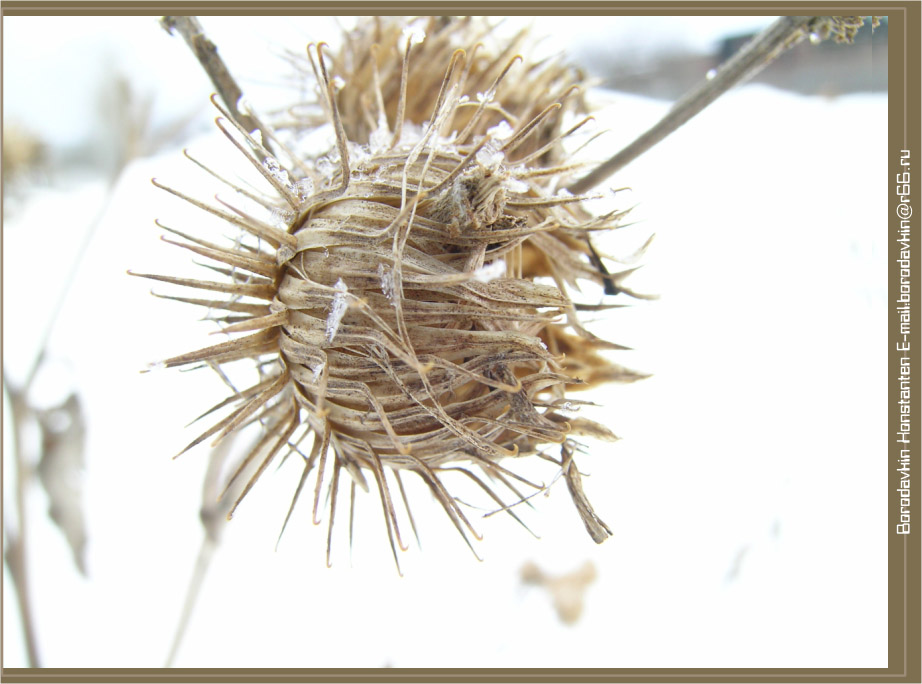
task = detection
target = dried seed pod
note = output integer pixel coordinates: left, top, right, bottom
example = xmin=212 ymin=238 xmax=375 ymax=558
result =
xmin=139 ymin=17 xmax=647 ymax=567
xmin=286 ymin=17 xmax=588 ymax=163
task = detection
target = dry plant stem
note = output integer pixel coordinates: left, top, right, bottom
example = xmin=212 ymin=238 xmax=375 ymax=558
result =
xmin=4 ymin=389 xmax=41 ymax=667
xmin=8 ymin=102 xmax=147 ymax=660
xmin=164 ymin=533 xmax=215 ymax=667
xmin=22 ymin=164 xmax=125 ymax=389
xmin=165 ymin=424 xmax=241 ymax=667
xmin=4 ymin=536 xmax=40 ymax=667
xmin=161 ymin=16 xmax=270 ymax=147
xmin=568 ymin=15 xmax=814 ymax=194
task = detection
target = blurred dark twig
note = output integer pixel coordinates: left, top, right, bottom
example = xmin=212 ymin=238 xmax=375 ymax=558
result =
xmin=569 ymin=16 xmax=876 ymax=193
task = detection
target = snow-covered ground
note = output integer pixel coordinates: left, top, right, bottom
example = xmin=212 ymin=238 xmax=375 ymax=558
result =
xmin=3 ymin=16 xmax=887 ymax=669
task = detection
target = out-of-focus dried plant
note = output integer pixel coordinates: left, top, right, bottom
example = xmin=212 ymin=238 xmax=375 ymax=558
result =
xmin=2 ymin=63 xmax=202 ymax=668
xmin=36 ymin=392 xmax=89 ymax=575
xmin=165 ymin=428 xmax=248 ymax=667
xmin=2 ymin=122 xmax=49 ymax=201
xmin=521 ymin=559 xmax=598 ymax=624
xmin=4 ymin=378 xmax=86 ymax=670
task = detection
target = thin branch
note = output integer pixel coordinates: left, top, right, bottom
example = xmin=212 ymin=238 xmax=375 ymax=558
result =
xmin=161 ymin=16 xmax=271 ymax=149
xmin=164 ymin=532 xmax=216 ymax=668
xmin=164 ymin=426 xmax=239 ymax=667
xmin=3 ymin=386 xmax=40 ymax=667
xmin=568 ymin=15 xmax=816 ymax=193
xmin=22 ymin=163 xmax=124 ymax=389
xmin=4 ymin=534 xmax=40 ymax=667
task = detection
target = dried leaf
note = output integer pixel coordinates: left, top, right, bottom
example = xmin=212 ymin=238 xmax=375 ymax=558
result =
xmin=37 ymin=393 xmax=88 ymax=575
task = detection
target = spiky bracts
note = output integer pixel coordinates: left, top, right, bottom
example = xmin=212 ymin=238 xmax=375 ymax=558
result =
xmin=139 ymin=17 xmax=647 ymax=569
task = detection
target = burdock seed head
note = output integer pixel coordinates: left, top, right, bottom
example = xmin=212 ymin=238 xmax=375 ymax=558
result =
xmin=137 ymin=16 xmax=649 ymax=569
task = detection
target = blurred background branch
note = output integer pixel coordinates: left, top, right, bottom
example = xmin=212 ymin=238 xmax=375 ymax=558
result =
xmin=570 ymin=15 xmax=883 ymax=193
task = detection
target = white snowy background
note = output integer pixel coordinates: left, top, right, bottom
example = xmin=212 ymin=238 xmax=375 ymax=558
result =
xmin=3 ymin=15 xmax=887 ymax=669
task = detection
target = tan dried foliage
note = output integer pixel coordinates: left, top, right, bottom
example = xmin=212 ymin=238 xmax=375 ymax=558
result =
xmin=2 ymin=123 xmax=47 ymax=188
xmin=521 ymin=560 xmax=598 ymax=625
